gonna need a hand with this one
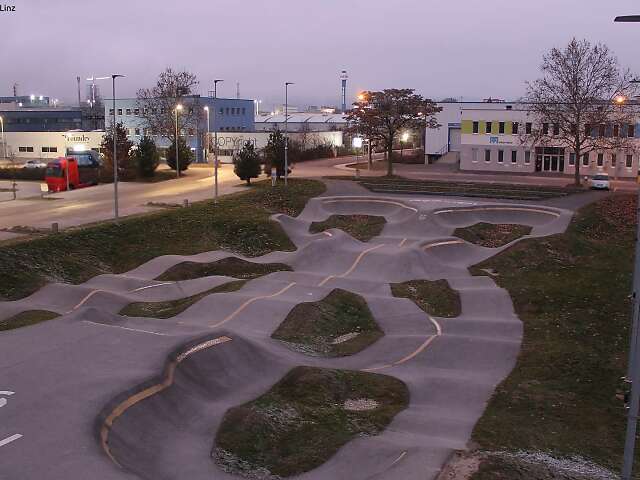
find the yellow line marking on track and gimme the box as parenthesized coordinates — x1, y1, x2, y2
(434, 206, 560, 217)
(391, 450, 408, 466)
(423, 239, 465, 250)
(209, 282, 297, 328)
(323, 198, 418, 212)
(99, 335, 232, 466)
(318, 243, 385, 287)
(364, 314, 442, 372)
(66, 289, 106, 314)
(83, 321, 169, 336)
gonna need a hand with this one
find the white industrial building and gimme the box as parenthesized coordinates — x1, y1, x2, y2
(255, 113, 347, 133)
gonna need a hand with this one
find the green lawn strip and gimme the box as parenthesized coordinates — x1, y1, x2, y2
(214, 366, 409, 478)
(455, 223, 533, 248)
(156, 257, 292, 282)
(391, 280, 461, 318)
(468, 194, 638, 474)
(0, 179, 325, 301)
(272, 289, 383, 357)
(309, 215, 386, 242)
(0, 310, 60, 331)
(119, 280, 246, 319)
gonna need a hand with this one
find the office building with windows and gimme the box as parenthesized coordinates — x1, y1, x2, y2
(105, 95, 255, 163)
(426, 100, 640, 178)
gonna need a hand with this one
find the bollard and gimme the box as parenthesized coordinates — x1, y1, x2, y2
(51, 222, 59, 234)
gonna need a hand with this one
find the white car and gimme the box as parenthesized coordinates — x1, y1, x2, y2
(22, 160, 47, 169)
(590, 174, 610, 190)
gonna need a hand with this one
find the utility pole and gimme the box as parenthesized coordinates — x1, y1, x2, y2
(614, 14, 640, 480)
(76, 76, 81, 108)
(284, 82, 294, 186)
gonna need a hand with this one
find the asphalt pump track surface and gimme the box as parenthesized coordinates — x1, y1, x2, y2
(0, 191, 573, 480)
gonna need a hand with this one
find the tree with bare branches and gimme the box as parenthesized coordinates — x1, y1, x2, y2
(346, 89, 441, 176)
(524, 38, 638, 186)
(136, 68, 200, 142)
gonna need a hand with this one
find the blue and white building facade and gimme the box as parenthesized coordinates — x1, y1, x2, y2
(105, 95, 255, 163)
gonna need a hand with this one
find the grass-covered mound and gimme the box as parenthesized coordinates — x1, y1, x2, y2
(214, 366, 409, 478)
(309, 214, 386, 242)
(119, 280, 245, 319)
(0, 310, 60, 331)
(455, 222, 532, 248)
(468, 195, 639, 475)
(272, 289, 383, 356)
(391, 279, 461, 318)
(156, 257, 291, 282)
(0, 179, 324, 301)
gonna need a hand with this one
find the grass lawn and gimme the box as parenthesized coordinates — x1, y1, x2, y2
(468, 194, 638, 476)
(0, 179, 325, 301)
(391, 280, 461, 318)
(272, 288, 383, 357)
(214, 366, 409, 478)
(119, 280, 246, 319)
(309, 215, 387, 242)
(0, 310, 60, 331)
(455, 223, 533, 248)
(156, 257, 292, 282)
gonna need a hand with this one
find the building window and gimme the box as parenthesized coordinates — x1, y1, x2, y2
(18, 146, 34, 152)
(627, 154, 633, 168)
(542, 123, 549, 135)
(612, 154, 617, 167)
(524, 151, 531, 164)
(614, 125, 620, 137)
(597, 153, 604, 167)
(134, 108, 140, 115)
(126, 108, 131, 115)
(485, 149, 491, 162)
(512, 122, 519, 134)
(569, 153, 575, 165)
(109, 109, 115, 116)
(582, 153, 589, 166)
(225, 108, 230, 115)
(553, 124, 560, 135)
(472, 121, 479, 134)
(219, 108, 224, 115)
(117, 109, 123, 115)
(485, 122, 492, 134)
(42, 146, 57, 153)
(471, 148, 478, 162)
(242, 108, 246, 115)
(498, 150, 504, 163)
(629, 124, 636, 138)
(134, 128, 140, 135)
(499, 122, 505, 134)
(525, 122, 532, 134)
(599, 124, 606, 137)
(511, 150, 517, 163)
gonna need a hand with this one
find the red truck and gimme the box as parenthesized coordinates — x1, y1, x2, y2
(45, 152, 100, 192)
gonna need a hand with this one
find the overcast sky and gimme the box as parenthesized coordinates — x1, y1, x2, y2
(2, 0, 640, 109)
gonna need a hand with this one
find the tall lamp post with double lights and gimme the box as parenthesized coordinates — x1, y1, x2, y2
(213, 79, 223, 203)
(284, 82, 294, 186)
(614, 15, 640, 480)
(91, 74, 125, 220)
(174, 104, 183, 178)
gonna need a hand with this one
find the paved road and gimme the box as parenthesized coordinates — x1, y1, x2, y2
(0, 182, 575, 480)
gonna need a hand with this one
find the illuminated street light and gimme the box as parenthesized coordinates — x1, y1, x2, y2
(616, 95, 627, 104)
(29, 94, 35, 101)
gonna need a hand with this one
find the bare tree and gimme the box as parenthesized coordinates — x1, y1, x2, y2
(346, 89, 441, 176)
(136, 68, 200, 142)
(524, 38, 638, 186)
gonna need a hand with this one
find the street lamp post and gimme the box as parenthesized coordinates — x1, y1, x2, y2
(614, 15, 640, 480)
(175, 104, 183, 179)
(213, 79, 223, 203)
(0, 116, 4, 162)
(285, 82, 294, 186)
(204, 106, 210, 168)
(91, 74, 125, 220)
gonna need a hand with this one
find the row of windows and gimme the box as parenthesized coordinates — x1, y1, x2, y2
(109, 107, 247, 116)
(471, 120, 636, 137)
(126, 126, 248, 136)
(473, 148, 635, 167)
(17, 146, 59, 153)
(4, 117, 82, 124)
